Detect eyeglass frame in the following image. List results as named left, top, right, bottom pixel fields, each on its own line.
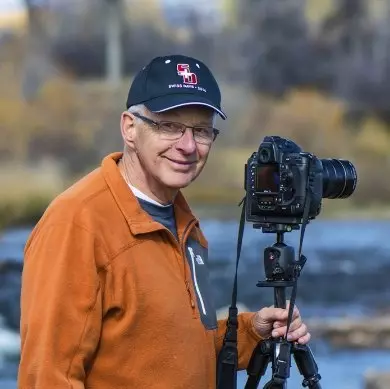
left=129, top=111, right=220, bottom=144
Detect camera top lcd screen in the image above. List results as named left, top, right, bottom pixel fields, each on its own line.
left=255, top=165, right=280, bottom=193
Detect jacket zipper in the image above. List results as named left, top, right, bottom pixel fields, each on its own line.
left=161, top=219, right=198, bottom=313
left=185, top=280, right=196, bottom=309
left=181, top=219, right=198, bottom=313
left=188, top=247, right=207, bottom=315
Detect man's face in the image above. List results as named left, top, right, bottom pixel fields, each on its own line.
left=122, top=105, right=216, bottom=192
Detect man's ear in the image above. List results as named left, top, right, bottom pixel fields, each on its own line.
left=121, top=111, right=137, bottom=149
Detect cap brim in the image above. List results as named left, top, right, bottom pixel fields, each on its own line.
left=144, top=94, right=227, bottom=120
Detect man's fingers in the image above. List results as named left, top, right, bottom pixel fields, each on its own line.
left=272, top=323, right=308, bottom=340
left=275, top=305, right=300, bottom=321
left=264, top=303, right=306, bottom=341
left=287, top=317, right=302, bottom=332
left=261, top=302, right=300, bottom=322
left=275, top=305, right=299, bottom=319
left=257, top=307, right=284, bottom=322
left=287, top=323, right=308, bottom=341
left=273, top=317, right=301, bottom=329
left=278, top=301, right=300, bottom=317
left=297, top=332, right=311, bottom=344
left=286, top=304, right=300, bottom=319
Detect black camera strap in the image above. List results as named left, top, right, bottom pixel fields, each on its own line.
left=216, top=196, right=246, bottom=389
left=284, top=192, right=311, bottom=339
left=284, top=158, right=313, bottom=338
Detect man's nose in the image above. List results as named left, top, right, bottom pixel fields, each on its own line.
left=176, top=128, right=197, bottom=154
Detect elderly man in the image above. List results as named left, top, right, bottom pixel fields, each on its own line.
left=18, top=55, right=310, bottom=389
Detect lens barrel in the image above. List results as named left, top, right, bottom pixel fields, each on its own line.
left=321, top=159, right=357, bottom=199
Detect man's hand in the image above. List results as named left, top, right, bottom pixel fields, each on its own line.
left=252, top=303, right=310, bottom=344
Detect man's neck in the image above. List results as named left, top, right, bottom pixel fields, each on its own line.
left=118, top=154, right=177, bottom=205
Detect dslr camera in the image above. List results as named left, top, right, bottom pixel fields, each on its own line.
left=245, top=136, right=357, bottom=226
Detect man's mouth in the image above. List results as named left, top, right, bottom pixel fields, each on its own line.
left=165, top=157, right=196, bottom=165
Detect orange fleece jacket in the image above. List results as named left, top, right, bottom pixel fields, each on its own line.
left=18, top=152, right=263, bottom=389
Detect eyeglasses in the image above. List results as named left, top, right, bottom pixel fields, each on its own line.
left=131, top=112, right=219, bottom=145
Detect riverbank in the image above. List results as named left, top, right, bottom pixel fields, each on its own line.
left=306, top=315, right=390, bottom=350
left=1, top=182, right=390, bottom=230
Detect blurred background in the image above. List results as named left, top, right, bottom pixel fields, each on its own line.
left=1, top=0, right=390, bottom=388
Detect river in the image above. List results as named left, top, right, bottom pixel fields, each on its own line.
left=1, top=219, right=390, bottom=388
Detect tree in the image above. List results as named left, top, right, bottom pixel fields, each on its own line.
left=321, top=0, right=390, bottom=123
left=22, top=0, right=58, bottom=99
left=234, top=0, right=315, bottom=96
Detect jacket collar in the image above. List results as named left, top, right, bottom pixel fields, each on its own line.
left=101, top=152, right=204, bottom=244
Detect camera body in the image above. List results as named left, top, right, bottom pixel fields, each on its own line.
left=245, top=136, right=357, bottom=226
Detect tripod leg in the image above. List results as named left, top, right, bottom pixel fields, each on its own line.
left=274, top=287, right=286, bottom=309
left=244, top=339, right=273, bottom=389
left=292, top=344, right=322, bottom=389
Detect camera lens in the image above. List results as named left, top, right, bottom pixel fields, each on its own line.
left=321, top=159, right=357, bottom=199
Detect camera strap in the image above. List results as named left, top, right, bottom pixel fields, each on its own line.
left=216, top=196, right=246, bottom=389
left=284, top=160, right=313, bottom=338
left=284, top=193, right=311, bottom=340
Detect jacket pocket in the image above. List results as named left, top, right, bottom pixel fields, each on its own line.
left=186, top=239, right=218, bottom=330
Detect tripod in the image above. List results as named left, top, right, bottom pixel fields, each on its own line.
left=244, top=225, right=322, bottom=389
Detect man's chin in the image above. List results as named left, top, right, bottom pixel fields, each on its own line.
left=163, top=174, right=195, bottom=190
left=167, top=180, right=193, bottom=190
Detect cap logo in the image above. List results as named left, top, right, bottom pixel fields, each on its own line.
left=177, top=64, right=198, bottom=85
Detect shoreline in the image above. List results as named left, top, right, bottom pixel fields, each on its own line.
left=1, top=201, right=390, bottom=231
left=190, top=202, right=390, bottom=222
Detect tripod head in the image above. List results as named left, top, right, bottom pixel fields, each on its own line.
left=256, top=226, right=306, bottom=293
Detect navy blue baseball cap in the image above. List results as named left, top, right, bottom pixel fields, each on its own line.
left=126, top=55, right=227, bottom=119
